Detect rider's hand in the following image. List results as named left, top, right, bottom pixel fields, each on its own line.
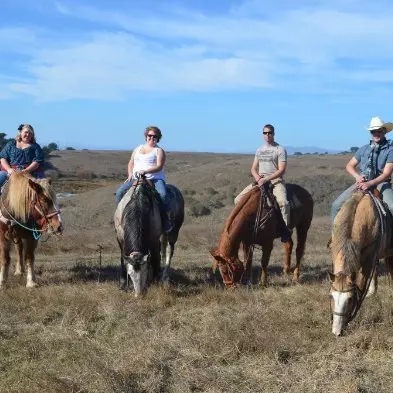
left=358, top=181, right=372, bottom=191
left=138, top=170, right=146, bottom=177
left=257, top=176, right=267, bottom=186
left=6, top=168, right=15, bottom=176
left=355, top=174, right=366, bottom=185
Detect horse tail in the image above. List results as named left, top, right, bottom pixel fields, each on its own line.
left=332, top=192, right=364, bottom=273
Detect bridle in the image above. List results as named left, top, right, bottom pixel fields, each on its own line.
left=0, top=186, right=61, bottom=240
left=31, top=194, right=61, bottom=231
left=330, top=284, right=363, bottom=322
left=330, top=190, right=384, bottom=325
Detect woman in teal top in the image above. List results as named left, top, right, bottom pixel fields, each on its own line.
left=0, top=124, right=44, bottom=187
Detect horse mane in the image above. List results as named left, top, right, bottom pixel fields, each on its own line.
left=122, top=183, right=155, bottom=256
left=332, top=192, right=364, bottom=274
left=4, top=173, right=55, bottom=222
left=215, top=186, right=260, bottom=257
left=225, top=186, right=260, bottom=233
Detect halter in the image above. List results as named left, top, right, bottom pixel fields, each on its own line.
left=330, top=284, right=363, bottom=322
left=330, top=189, right=384, bottom=324
left=0, top=178, right=61, bottom=239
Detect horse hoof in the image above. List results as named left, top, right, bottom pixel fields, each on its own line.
left=26, top=282, right=38, bottom=288
left=14, top=271, right=24, bottom=276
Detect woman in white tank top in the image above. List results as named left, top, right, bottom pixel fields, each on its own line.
left=115, top=126, right=172, bottom=232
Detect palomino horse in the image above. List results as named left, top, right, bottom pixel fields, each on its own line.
left=0, top=173, right=63, bottom=288
left=210, top=183, right=313, bottom=287
left=114, top=177, right=184, bottom=296
left=329, top=191, right=393, bottom=336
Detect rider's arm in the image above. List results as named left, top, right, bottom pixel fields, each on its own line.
left=0, top=158, right=12, bottom=173
left=23, top=161, right=40, bottom=173
left=251, top=158, right=261, bottom=183
left=346, top=157, right=362, bottom=179
left=127, top=151, right=136, bottom=180
left=367, top=163, right=393, bottom=187
left=144, top=148, right=166, bottom=174
left=264, top=161, right=287, bottom=182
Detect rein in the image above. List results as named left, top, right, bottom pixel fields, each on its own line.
left=0, top=178, right=60, bottom=239
left=331, top=189, right=385, bottom=323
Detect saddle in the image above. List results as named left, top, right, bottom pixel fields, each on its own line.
left=255, top=182, right=287, bottom=235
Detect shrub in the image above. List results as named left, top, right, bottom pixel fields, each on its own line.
left=189, top=202, right=211, bottom=217
left=44, top=169, right=60, bottom=181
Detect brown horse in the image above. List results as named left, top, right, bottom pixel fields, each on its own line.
left=0, top=173, right=63, bottom=288
left=329, top=191, right=393, bottom=336
left=210, top=183, right=313, bottom=287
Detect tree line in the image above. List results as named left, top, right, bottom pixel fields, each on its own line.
left=0, top=132, right=74, bottom=156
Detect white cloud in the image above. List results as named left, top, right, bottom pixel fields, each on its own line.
left=1, top=0, right=393, bottom=101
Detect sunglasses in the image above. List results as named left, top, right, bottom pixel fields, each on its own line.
left=263, top=131, right=273, bottom=135
left=147, top=134, right=158, bottom=140
left=370, top=129, right=384, bottom=135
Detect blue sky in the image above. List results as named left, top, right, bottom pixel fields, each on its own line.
left=1, top=0, right=393, bottom=152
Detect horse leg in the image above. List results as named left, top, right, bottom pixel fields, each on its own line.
left=14, top=239, right=24, bottom=276
left=25, top=238, right=38, bottom=288
left=293, top=225, right=309, bottom=282
left=161, top=233, right=177, bottom=285
left=242, top=242, right=253, bottom=285
left=366, top=266, right=378, bottom=297
left=150, top=242, right=161, bottom=284
left=385, top=256, right=393, bottom=282
left=260, top=241, right=273, bottom=287
left=283, top=237, right=294, bottom=276
left=0, top=237, right=11, bottom=288
left=119, top=255, right=128, bottom=290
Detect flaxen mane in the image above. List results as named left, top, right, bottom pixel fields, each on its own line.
left=4, top=173, right=56, bottom=223
left=332, top=192, right=364, bottom=274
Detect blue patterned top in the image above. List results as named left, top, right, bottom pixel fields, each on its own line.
left=0, top=140, right=44, bottom=168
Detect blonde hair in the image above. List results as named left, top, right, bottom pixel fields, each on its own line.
left=16, top=124, right=36, bottom=143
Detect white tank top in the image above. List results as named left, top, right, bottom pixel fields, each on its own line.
left=132, top=145, right=165, bottom=180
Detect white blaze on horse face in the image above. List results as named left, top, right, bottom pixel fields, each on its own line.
left=127, top=254, right=149, bottom=297
left=331, top=290, right=349, bottom=336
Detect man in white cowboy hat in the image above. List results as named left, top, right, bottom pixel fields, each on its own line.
left=331, top=116, right=393, bottom=222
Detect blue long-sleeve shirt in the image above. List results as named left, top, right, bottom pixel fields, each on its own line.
left=0, top=140, right=44, bottom=168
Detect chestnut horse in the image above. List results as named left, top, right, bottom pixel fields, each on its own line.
left=0, top=173, right=63, bottom=288
left=329, top=191, right=393, bottom=336
left=210, top=183, right=313, bottom=287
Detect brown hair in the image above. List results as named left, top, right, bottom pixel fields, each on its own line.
left=16, top=124, right=36, bottom=143
left=144, top=126, right=162, bottom=142
left=263, top=124, right=275, bottom=134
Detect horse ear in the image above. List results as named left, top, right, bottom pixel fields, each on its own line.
left=28, top=179, right=43, bottom=194
left=210, top=247, right=220, bottom=258
left=327, top=271, right=335, bottom=282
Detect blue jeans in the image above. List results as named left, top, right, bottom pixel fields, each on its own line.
left=115, top=178, right=169, bottom=210
left=0, top=170, right=44, bottom=188
left=331, top=182, right=393, bottom=223
left=0, top=171, right=8, bottom=188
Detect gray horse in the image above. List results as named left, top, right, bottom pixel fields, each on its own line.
left=114, top=179, right=184, bottom=296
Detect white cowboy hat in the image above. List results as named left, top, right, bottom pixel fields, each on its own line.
left=367, top=116, right=393, bottom=132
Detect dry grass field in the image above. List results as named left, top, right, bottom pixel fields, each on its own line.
left=1, top=150, right=393, bottom=393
